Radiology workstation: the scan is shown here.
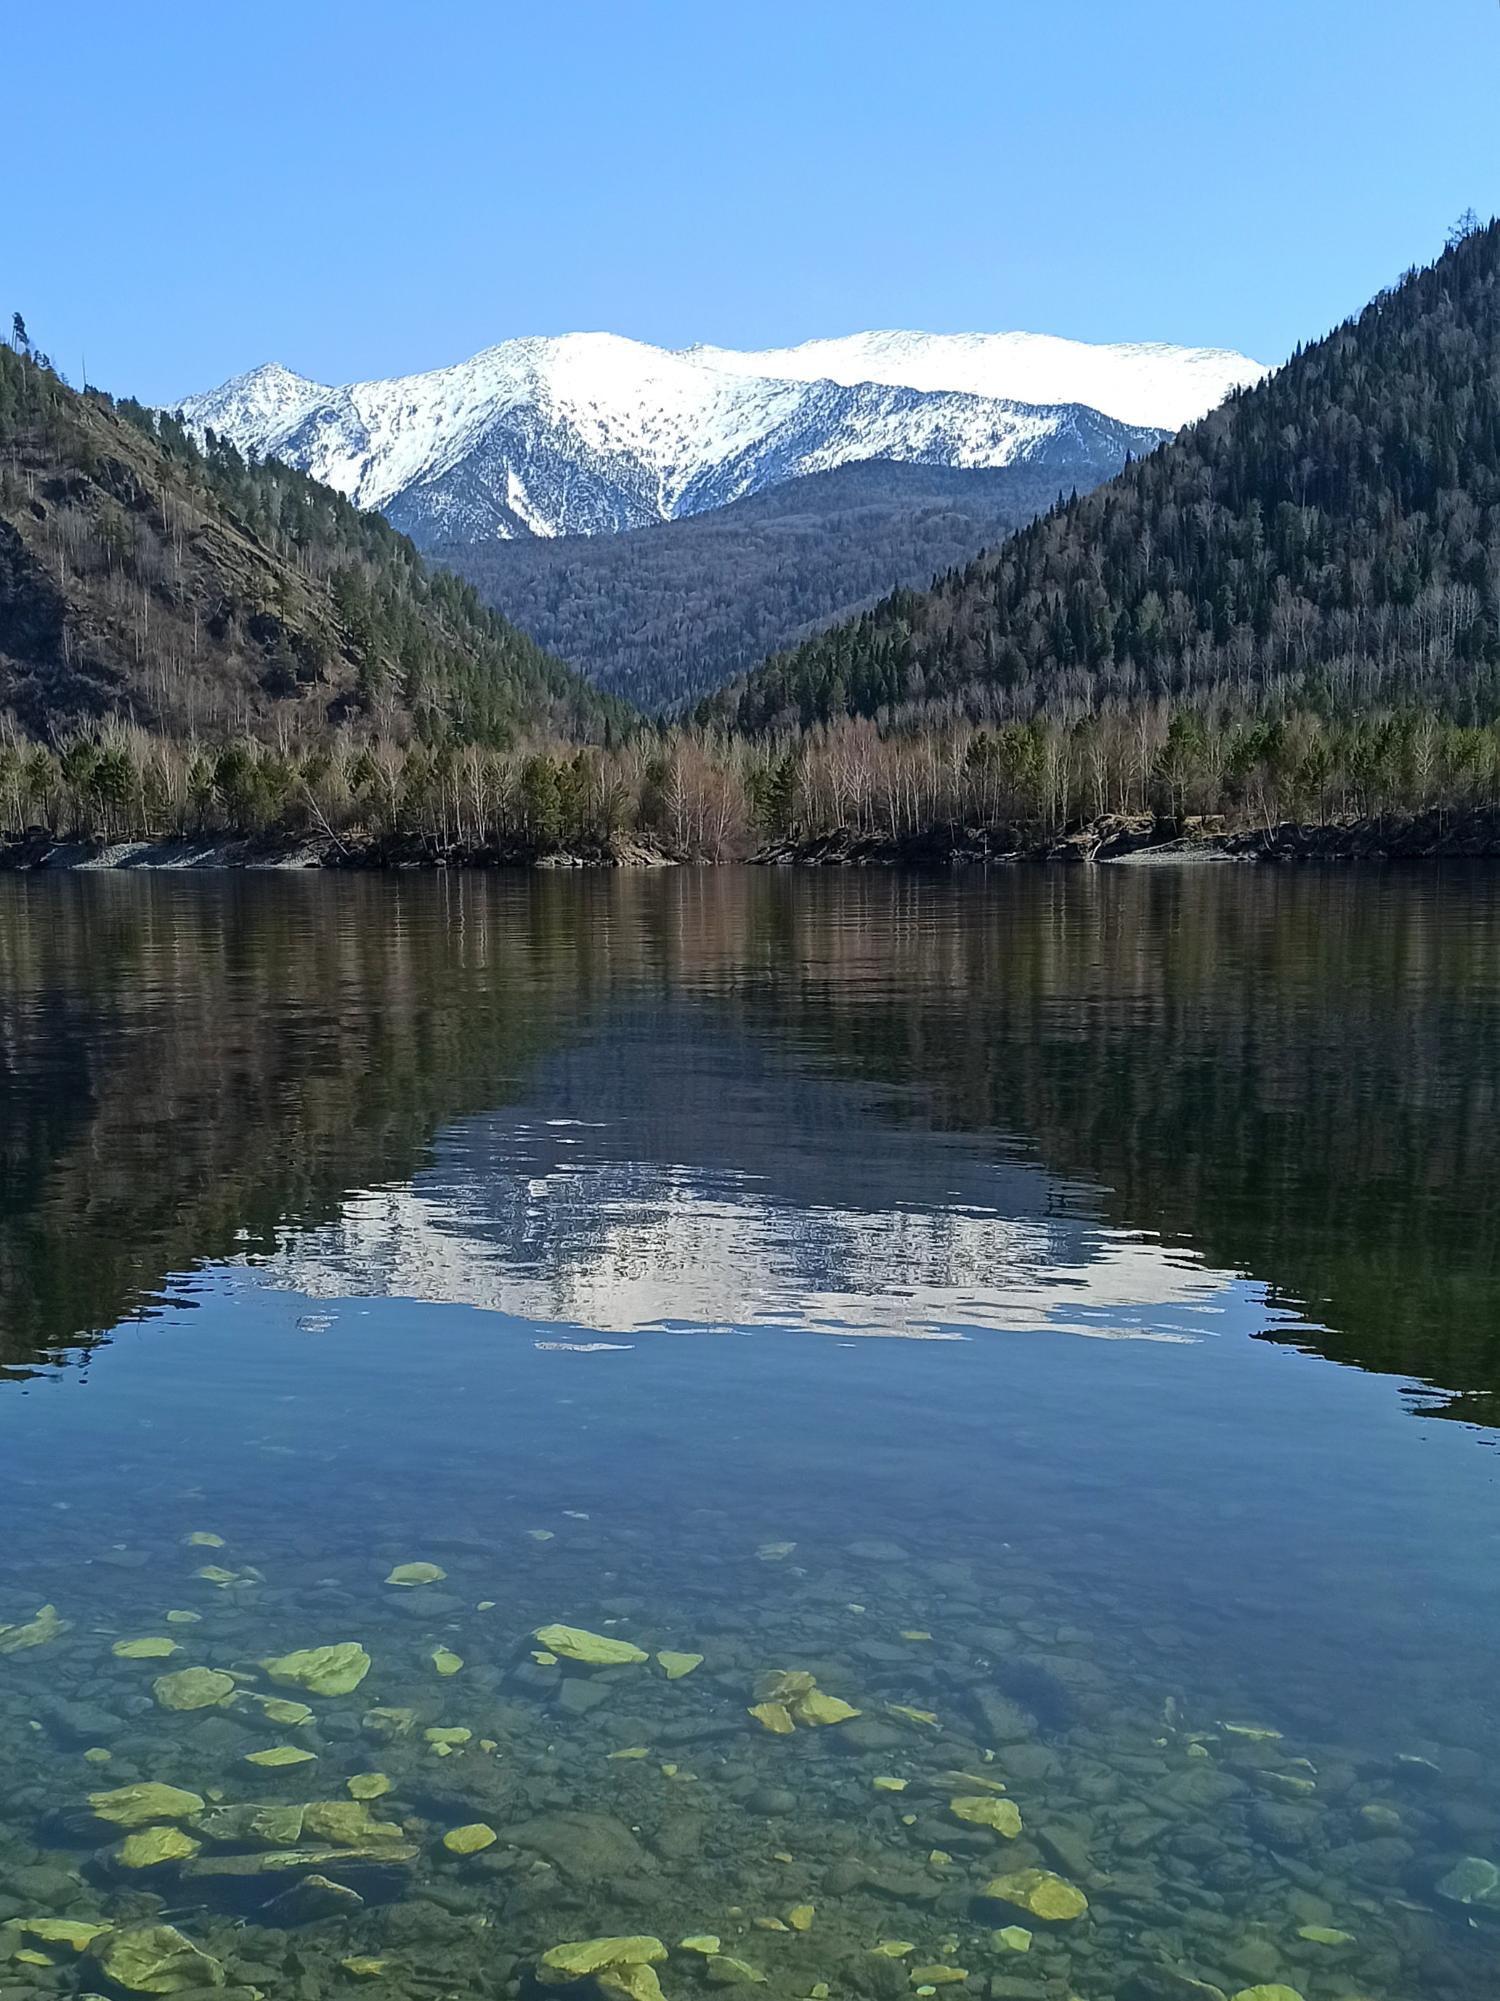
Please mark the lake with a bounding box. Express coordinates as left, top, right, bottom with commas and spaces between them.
0, 864, 1497, 2001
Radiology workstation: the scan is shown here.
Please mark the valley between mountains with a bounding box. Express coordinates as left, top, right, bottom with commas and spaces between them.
174, 327, 1264, 709
4, 224, 1499, 866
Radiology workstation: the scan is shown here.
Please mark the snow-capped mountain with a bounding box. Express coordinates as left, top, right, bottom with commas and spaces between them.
176, 328, 1267, 547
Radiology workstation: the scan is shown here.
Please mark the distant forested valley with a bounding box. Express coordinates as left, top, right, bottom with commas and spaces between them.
437, 460, 1095, 712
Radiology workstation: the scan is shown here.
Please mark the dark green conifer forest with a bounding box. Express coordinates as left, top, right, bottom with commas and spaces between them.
711, 219, 1500, 741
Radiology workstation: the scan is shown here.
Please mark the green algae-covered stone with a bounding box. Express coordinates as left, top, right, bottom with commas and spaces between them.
153, 1667, 235, 1711
535, 1623, 648, 1666
1435, 1855, 1500, 1911
982, 1867, 1088, 1921
0, 1603, 69, 1652
261, 1642, 371, 1696
117, 1826, 201, 1869
950, 1795, 1022, 1837
300, 1800, 403, 1846
539, 1937, 668, 1982
90, 1783, 206, 1827
93, 1923, 224, 1993
347, 1772, 393, 1799
657, 1650, 705, 1679
707, 1959, 769, 1987
600, 1968, 665, 2001
5, 1918, 113, 1952
794, 1688, 861, 1726
385, 1561, 447, 1586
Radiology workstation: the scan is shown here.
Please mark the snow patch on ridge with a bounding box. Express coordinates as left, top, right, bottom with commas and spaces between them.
687, 329, 1268, 433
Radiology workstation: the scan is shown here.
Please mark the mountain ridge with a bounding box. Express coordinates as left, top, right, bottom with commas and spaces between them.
175, 326, 1263, 547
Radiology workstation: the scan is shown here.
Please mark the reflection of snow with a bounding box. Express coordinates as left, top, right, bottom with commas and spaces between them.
254, 1167, 1230, 1345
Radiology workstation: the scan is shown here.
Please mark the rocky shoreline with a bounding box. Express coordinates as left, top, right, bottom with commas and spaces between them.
0, 830, 681, 873
755, 807, 1500, 866
4, 809, 1500, 873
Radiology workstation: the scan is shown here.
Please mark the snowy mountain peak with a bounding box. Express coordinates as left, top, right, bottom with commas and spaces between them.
176, 326, 1269, 545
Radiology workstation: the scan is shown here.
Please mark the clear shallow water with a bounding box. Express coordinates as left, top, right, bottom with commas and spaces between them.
0, 867, 1498, 2000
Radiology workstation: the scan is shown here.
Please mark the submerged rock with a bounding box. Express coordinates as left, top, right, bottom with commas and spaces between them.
385, 1562, 447, 1586
264, 1873, 365, 1922
191, 1803, 307, 1846
599, 1964, 666, 2001
536, 1624, 649, 1666
794, 1689, 861, 1727
968, 1691, 1037, 1744
184, 1842, 418, 1877
0, 1604, 69, 1653
90, 1783, 206, 1827
36, 1695, 125, 1744
153, 1667, 236, 1711
538, 1936, 667, 1982
748, 1701, 795, 1735
508, 1810, 657, 1880
559, 1677, 615, 1715
707, 1956, 768, 1985
253, 1696, 314, 1727
301, 1800, 404, 1846
657, 1650, 704, 1680
1117, 1976, 1227, 2001
982, 1868, 1088, 1921
754, 1671, 817, 1701
363, 1706, 417, 1738
347, 1772, 393, 1800
92, 1923, 224, 1994
5, 1918, 114, 1953
1435, 1854, 1500, 1912
116, 1827, 201, 1869
261, 1643, 371, 1696
950, 1796, 1022, 1838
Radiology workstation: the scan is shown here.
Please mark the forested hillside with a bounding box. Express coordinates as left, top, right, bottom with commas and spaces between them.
711, 219, 1500, 736
0, 333, 619, 747
440, 460, 1096, 710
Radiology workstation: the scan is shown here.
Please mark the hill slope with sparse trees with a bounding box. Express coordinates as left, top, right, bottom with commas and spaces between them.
0, 323, 620, 749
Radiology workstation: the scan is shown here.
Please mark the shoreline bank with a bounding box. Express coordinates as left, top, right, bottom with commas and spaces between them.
4, 809, 1500, 872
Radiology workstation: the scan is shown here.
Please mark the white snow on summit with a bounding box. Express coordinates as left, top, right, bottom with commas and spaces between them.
177, 326, 1268, 545
688, 329, 1267, 433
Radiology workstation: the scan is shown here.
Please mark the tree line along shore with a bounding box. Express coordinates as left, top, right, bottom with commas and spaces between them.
5, 707, 1500, 867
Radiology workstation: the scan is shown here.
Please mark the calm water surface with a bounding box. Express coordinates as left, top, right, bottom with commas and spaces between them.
0, 867, 1497, 2001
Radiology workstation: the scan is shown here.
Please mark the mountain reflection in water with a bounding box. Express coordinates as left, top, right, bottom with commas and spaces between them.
0, 865, 1496, 1420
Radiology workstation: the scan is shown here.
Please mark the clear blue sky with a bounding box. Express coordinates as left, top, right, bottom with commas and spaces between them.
9, 0, 1498, 402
